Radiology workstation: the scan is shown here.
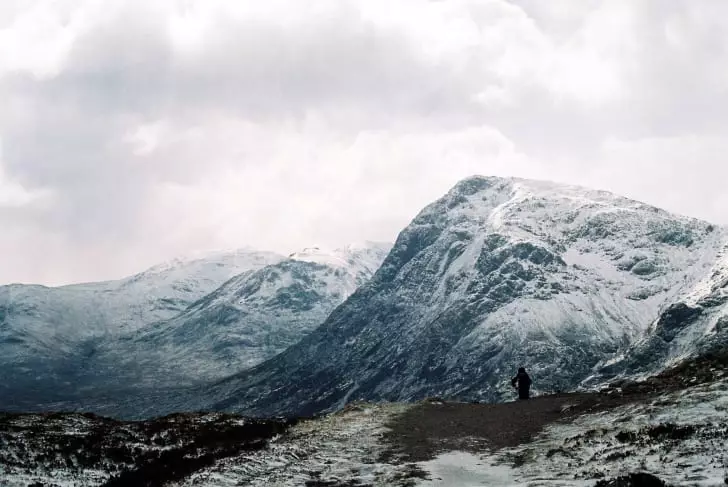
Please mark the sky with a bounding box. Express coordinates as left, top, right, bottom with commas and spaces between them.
1, 0, 727, 286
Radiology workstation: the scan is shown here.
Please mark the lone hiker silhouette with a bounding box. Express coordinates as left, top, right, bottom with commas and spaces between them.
511, 367, 532, 400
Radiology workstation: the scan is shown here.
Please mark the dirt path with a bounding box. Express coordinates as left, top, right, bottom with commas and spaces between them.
379, 391, 650, 463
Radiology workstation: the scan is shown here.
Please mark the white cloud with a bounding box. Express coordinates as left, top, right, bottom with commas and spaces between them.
0, 171, 45, 207
0, 143, 51, 208
588, 135, 728, 224
0, 0, 727, 285
124, 120, 170, 156
0, 0, 98, 78
127, 118, 530, 257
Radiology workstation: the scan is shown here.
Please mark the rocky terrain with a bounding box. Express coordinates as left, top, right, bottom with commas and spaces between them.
0, 411, 293, 486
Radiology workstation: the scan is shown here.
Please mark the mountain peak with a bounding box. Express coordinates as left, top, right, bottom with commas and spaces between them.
449, 174, 616, 200
449, 174, 512, 192
140, 247, 280, 275
445, 175, 694, 223
288, 242, 392, 268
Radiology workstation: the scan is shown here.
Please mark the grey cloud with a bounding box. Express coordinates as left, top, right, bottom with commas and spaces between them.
49, 3, 472, 123
1, 0, 479, 186
464, 0, 728, 164
0, 0, 486, 264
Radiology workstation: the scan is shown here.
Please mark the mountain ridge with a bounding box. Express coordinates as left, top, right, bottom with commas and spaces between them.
84, 242, 392, 388
0, 242, 391, 412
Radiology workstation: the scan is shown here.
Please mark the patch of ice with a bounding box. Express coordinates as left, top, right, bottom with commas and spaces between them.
415, 451, 526, 486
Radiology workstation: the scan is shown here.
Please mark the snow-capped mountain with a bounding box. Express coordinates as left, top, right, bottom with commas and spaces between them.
0, 248, 284, 346
83, 242, 392, 388
0, 249, 284, 407
0, 243, 391, 412
4, 175, 727, 421
179, 176, 726, 418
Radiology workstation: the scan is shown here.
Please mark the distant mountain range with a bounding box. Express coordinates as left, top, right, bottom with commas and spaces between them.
0, 243, 391, 411
2, 175, 726, 420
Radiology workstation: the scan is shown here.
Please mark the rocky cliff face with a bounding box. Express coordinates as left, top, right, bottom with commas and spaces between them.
591, 244, 728, 383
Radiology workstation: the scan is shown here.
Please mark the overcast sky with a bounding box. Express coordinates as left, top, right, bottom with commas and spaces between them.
1, 0, 727, 285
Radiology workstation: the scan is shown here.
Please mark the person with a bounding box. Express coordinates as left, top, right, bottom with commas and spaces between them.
511, 367, 532, 400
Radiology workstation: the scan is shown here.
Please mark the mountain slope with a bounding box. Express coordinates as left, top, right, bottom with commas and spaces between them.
591, 243, 728, 382
86, 243, 392, 388
184, 176, 724, 418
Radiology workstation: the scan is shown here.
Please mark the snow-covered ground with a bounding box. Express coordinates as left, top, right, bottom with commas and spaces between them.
0, 404, 423, 487
0, 411, 290, 487
205, 377, 727, 487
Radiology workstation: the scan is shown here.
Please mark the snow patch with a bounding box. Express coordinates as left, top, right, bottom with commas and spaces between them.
416, 451, 521, 486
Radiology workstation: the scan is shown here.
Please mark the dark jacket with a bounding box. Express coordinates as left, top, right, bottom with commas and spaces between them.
511, 371, 532, 399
